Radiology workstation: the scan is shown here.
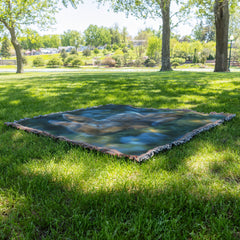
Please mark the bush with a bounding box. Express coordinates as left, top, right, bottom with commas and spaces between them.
33, 56, 45, 67
64, 56, 75, 66
70, 48, 78, 55
122, 47, 128, 53
170, 58, 185, 65
171, 62, 180, 68
200, 56, 207, 64
64, 56, 83, 67
102, 57, 116, 67
22, 56, 28, 65
60, 49, 68, 60
94, 48, 99, 54
144, 58, 156, 67
103, 49, 108, 55
123, 53, 130, 67
133, 58, 143, 67
114, 49, 124, 56
112, 55, 123, 67
71, 57, 83, 67
94, 58, 101, 66
106, 45, 112, 51
82, 49, 91, 57
112, 44, 119, 51
47, 57, 63, 68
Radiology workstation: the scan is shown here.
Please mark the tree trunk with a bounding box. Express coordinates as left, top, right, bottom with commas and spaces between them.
9, 27, 24, 73
214, 0, 229, 72
160, 0, 172, 71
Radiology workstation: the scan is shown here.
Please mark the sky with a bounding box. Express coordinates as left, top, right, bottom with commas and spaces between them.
40, 1, 195, 37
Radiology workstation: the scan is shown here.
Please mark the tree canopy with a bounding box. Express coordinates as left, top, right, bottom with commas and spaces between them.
84, 25, 111, 47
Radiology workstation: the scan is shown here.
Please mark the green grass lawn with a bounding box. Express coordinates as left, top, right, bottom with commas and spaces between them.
0, 71, 239, 239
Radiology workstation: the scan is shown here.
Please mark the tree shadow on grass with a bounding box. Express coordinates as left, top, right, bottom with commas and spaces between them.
1, 70, 239, 172
0, 134, 240, 239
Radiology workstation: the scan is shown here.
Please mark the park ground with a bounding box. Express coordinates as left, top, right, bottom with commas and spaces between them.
0, 71, 240, 239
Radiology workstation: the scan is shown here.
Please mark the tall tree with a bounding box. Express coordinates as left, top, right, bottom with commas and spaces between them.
61, 30, 83, 49
188, 0, 239, 72
109, 24, 121, 45
160, 0, 172, 71
134, 28, 154, 43
121, 27, 129, 44
40, 34, 61, 48
1, 36, 11, 59
214, 0, 229, 72
21, 29, 42, 51
0, 0, 82, 73
0, 0, 60, 73
84, 25, 111, 47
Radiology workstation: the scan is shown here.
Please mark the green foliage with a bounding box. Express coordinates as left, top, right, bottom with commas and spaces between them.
123, 53, 131, 66
146, 36, 161, 63
70, 48, 78, 55
102, 57, 116, 67
109, 24, 121, 45
112, 44, 119, 51
84, 25, 111, 47
193, 21, 215, 42
64, 55, 83, 67
47, 57, 63, 68
103, 49, 108, 55
93, 48, 100, 54
33, 56, 45, 67
122, 47, 128, 53
82, 49, 91, 57
135, 45, 146, 59
171, 39, 216, 62
71, 57, 83, 67
121, 27, 128, 44
135, 28, 154, 42
22, 56, 28, 65
61, 30, 83, 49
171, 62, 180, 68
40, 34, 61, 48
94, 58, 101, 66
170, 58, 186, 65
0, 1, 60, 32
133, 58, 144, 67
19, 29, 42, 51
193, 49, 199, 64
106, 44, 112, 51
64, 55, 76, 66
114, 49, 124, 55
229, 5, 240, 41
144, 58, 156, 67
60, 49, 68, 60
0, 37, 11, 59
112, 55, 123, 67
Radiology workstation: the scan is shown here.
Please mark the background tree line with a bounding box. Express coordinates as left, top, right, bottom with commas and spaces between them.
1, 25, 240, 69
0, 0, 239, 73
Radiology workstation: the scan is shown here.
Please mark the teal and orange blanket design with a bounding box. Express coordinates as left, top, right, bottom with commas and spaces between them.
5, 105, 235, 162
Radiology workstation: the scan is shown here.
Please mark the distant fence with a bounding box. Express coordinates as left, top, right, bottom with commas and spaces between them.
0, 59, 17, 65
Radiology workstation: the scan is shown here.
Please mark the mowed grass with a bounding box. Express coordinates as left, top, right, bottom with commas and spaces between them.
0, 71, 239, 239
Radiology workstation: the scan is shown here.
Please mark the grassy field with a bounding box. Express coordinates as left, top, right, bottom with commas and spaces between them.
0, 71, 239, 239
